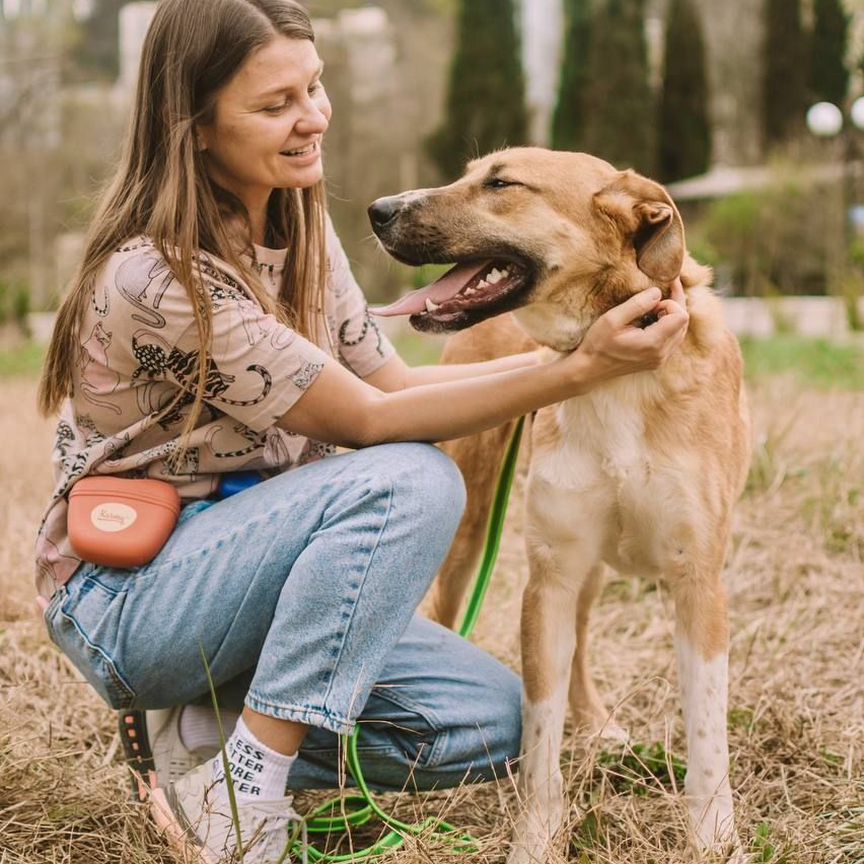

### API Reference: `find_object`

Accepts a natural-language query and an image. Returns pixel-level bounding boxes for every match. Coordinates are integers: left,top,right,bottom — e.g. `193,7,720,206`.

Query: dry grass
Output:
1,374,862,863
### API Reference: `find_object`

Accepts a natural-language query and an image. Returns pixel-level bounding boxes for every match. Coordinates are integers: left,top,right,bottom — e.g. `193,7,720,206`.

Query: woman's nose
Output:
298,98,330,135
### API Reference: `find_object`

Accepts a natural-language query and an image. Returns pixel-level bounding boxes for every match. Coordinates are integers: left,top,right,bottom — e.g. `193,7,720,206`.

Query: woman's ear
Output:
194,118,213,152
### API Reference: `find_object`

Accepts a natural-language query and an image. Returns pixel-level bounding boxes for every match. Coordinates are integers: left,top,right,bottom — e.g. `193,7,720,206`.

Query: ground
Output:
0,353,862,864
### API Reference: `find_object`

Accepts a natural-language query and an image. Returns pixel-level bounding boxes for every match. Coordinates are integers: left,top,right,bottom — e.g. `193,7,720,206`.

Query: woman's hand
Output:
570,280,689,385
279,280,688,448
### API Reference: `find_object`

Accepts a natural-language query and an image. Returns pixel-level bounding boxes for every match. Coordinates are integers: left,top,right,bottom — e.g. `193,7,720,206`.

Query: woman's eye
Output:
263,102,290,115
308,81,323,96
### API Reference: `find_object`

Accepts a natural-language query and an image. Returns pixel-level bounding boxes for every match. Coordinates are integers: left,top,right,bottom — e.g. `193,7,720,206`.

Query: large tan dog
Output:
370,148,751,862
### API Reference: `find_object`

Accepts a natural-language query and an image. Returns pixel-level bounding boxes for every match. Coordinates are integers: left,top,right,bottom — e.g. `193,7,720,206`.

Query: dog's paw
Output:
506,845,545,864
572,702,629,743
589,719,630,744
723,840,752,864
507,808,562,864
690,817,746,863
507,832,557,864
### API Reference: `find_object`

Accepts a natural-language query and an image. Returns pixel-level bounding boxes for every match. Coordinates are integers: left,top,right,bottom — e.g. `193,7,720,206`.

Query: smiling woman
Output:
33,1,690,862
197,37,331,242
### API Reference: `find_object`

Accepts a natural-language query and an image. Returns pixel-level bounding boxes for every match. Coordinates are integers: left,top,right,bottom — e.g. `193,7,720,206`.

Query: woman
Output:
35,0,689,860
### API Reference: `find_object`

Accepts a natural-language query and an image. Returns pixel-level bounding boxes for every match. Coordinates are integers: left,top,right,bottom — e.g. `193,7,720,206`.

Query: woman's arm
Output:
278,286,687,448
364,351,540,392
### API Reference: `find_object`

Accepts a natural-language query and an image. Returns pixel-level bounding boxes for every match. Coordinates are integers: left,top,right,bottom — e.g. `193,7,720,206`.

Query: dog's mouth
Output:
372,258,534,331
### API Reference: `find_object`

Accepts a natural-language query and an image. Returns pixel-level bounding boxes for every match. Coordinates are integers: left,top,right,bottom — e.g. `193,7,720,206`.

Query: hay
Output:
1,377,862,863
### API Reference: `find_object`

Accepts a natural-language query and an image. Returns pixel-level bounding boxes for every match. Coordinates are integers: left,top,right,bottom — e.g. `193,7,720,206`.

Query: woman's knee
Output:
371,442,466,531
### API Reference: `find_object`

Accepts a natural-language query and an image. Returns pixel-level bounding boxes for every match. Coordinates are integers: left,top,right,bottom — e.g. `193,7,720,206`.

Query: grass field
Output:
1,337,862,863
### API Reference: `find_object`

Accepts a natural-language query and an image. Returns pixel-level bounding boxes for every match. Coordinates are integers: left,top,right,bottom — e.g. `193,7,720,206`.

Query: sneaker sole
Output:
118,710,158,802
149,785,221,864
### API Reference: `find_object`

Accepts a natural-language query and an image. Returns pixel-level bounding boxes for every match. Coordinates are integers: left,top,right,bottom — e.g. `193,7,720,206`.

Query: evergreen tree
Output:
74,0,126,80
582,0,654,174
810,0,849,106
762,0,807,148
427,0,528,179
657,0,711,181
551,0,592,151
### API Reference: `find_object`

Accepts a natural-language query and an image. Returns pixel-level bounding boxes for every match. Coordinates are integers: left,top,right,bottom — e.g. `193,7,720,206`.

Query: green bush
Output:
689,168,848,296
0,279,31,332
13,285,30,330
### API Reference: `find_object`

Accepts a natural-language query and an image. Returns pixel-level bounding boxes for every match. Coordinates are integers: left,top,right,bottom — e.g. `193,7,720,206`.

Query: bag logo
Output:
90,502,138,533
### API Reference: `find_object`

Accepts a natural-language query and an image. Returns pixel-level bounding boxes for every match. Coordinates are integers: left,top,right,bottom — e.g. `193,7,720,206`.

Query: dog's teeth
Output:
476,280,489,289
425,298,440,312
464,287,476,296
487,269,503,284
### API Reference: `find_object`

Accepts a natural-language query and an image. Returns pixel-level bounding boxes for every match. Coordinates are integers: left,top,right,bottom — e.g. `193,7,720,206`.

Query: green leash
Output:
458,416,525,641
290,416,526,862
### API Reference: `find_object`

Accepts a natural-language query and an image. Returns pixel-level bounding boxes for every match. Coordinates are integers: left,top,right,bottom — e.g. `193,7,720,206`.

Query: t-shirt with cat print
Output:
34,218,395,600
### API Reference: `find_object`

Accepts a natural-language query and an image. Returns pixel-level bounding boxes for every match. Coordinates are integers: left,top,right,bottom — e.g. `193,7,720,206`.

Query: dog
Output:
369,147,751,862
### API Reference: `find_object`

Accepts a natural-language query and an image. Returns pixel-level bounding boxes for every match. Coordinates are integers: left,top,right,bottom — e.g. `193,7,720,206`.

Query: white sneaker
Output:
149,707,220,786
150,762,305,864
120,708,221,800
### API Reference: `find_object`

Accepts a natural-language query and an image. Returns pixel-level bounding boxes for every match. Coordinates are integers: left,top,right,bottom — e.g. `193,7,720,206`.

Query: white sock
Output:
211,715,297,800
178,705,240,755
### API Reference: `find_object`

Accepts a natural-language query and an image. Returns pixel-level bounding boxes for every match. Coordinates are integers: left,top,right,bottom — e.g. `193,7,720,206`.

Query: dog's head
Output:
370,147,702,351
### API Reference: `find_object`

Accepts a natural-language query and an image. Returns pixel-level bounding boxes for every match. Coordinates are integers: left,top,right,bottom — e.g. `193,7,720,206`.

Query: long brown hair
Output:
39,0,328,444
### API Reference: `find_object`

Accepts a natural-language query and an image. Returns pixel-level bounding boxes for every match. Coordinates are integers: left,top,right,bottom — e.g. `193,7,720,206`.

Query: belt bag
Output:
67,476,181,569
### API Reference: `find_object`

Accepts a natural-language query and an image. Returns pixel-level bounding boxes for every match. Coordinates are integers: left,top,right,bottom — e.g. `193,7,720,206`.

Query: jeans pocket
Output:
361,687,447,770
46,574,137,710
42,586,67,639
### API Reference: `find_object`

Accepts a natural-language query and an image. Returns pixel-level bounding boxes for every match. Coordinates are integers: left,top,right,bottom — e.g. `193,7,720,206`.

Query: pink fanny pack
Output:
67,476,181,569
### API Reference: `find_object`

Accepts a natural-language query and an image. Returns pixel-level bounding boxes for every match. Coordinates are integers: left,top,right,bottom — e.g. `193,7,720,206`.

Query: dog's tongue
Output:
372,261,492,317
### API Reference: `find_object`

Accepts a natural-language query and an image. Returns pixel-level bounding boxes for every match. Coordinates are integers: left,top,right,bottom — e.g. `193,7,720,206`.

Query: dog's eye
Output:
484,177,519,190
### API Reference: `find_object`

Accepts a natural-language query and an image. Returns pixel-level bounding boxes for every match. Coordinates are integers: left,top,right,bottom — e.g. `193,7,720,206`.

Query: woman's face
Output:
198,36,331,209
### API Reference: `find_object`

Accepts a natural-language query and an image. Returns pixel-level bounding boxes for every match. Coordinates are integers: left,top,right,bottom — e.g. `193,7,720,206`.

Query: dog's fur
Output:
371,148,751,862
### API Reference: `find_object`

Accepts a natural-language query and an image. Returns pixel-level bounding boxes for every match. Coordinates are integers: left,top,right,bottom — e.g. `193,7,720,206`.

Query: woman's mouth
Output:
280,141,319,159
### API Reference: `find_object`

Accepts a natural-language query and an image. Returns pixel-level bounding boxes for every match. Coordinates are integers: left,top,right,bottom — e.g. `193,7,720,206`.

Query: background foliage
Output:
426,0,528,179
657,0,710,182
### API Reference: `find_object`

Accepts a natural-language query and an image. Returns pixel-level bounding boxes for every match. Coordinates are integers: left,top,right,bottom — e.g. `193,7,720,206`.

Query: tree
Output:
582,0,654,174
762,0,807,148
810,0,849,107
73,0,125,80
427,0,528,179
657,0,711,181
551,0,592,152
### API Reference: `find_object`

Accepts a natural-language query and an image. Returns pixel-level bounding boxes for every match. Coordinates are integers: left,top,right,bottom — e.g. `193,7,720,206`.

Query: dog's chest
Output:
529,387,697,577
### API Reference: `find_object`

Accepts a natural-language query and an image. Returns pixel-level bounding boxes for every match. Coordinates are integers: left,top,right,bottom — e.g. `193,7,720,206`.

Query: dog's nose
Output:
368,196,402,230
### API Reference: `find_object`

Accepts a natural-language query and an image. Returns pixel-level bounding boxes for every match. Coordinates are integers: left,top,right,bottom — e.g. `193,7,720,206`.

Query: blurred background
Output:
2,0,864,355
2,9,862,860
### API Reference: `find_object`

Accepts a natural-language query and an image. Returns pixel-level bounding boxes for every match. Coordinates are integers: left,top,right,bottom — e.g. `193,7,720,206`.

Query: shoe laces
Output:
239,798,308,864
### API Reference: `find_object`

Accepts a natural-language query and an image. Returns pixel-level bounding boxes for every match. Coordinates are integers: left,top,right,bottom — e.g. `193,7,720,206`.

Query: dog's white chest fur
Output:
529,375,696,578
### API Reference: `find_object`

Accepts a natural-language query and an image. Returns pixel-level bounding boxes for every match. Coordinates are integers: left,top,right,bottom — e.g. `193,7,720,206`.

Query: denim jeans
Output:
44,443,522,790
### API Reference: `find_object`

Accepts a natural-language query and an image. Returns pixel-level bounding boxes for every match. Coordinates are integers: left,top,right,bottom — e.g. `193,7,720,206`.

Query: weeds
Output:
1,380,862,862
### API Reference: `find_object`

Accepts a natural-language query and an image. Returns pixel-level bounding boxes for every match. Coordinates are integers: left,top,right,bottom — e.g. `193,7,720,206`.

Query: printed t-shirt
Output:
34,220,395,599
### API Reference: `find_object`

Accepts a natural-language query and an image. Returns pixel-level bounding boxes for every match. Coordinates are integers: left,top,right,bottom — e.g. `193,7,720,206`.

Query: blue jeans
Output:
44,443,522,791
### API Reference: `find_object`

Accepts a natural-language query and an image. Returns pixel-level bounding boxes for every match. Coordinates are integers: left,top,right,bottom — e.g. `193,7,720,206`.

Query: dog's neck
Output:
537,284,722,414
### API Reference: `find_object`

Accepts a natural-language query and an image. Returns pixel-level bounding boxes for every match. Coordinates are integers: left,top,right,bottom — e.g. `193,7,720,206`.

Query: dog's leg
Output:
673,576,739,854
567,564,628,742
508,542,586,864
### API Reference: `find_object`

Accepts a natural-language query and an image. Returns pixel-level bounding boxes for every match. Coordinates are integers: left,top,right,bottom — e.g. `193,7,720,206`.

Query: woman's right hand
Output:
571,282,689,385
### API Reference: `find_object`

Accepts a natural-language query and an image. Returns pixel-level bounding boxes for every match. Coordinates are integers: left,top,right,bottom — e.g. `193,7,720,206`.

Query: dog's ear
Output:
593,171,685,283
